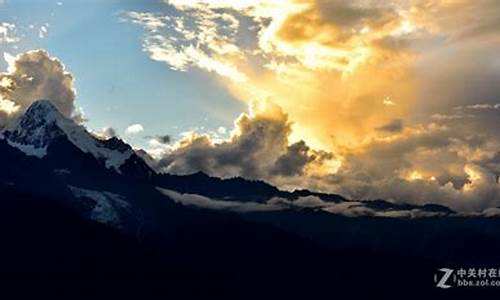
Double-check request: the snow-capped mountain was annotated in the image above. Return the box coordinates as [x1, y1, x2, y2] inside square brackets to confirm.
[1, 101, 500, 296]
[2, 100, 133, 172]
[0, 101, 500, 293]
[0, 100, 458, 217]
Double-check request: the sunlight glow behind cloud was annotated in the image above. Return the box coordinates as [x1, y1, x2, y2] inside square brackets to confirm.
[124, 0, 500, 211]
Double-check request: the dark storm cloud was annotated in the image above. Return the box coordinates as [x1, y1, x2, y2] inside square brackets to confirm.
[271, 140, 333, 177]
[156, 103, 334, 180]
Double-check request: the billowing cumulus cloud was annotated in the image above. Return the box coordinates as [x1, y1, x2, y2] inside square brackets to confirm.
[128, 1, 500, 212]
[294, 120, 500, 212]
[155, 102, 335, 181]
[125, 0, 417, 150]
[124, 0, 500, 145]
[0, 50, 77, 128]
[333, 163, 500, 213]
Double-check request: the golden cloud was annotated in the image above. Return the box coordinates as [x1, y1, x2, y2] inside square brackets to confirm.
[127, 0, 499, 147]
[127, 0, 500, 211]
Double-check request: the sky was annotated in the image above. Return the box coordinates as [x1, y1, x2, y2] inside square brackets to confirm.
[1, 0, 500, 212]
[0, 0, 245, 147]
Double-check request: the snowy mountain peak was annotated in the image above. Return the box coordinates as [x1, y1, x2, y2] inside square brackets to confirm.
[4, 99, 134, 172]
[4, 100, 66, 155]
[24, 99, 61, 119]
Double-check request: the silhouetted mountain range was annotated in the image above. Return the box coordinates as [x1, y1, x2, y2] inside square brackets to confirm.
[1, 100, 500, 297]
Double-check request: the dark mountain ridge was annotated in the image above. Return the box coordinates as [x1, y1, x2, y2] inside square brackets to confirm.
[1, 100, 500, 297]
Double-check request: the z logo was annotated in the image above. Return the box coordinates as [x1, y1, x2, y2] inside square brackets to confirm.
[435, 268, 454, 289]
